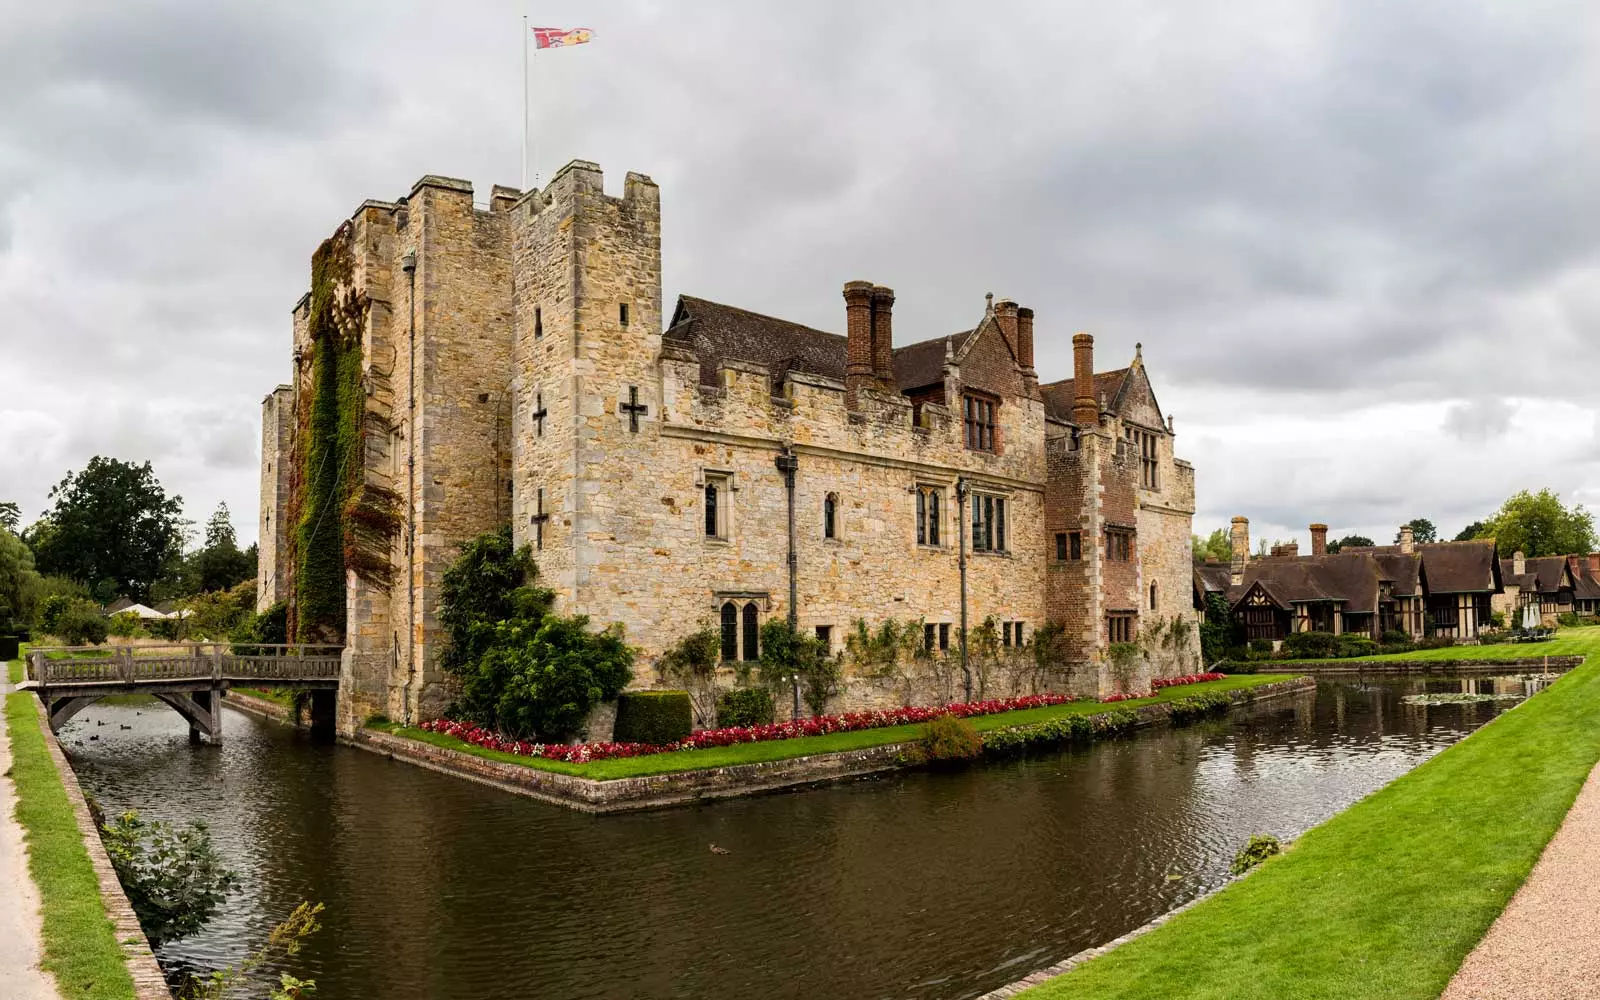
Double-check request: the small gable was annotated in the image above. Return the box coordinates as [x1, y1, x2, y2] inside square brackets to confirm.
[1113, 361, 1165, 430]
[953, 315, 1025, 401]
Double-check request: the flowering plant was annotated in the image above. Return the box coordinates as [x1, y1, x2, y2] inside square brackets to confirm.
[418, 674, 1226, 764]
[1152, 672, 1226, 689]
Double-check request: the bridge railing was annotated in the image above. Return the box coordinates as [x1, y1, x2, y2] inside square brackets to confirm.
[26, 643, 344, 687]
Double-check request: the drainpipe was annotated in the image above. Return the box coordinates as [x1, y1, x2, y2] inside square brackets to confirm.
[775, 449, 801, 719]
[956, 476, 971, 702]
[401, 250, 417, 726]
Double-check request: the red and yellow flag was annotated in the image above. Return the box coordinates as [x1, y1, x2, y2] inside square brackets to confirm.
[532, 26, 594, 49]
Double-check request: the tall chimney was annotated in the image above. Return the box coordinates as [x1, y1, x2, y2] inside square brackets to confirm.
[870, 285, 895, 387]
[994, 299, 1019, 356]
[1513, 550, 1526, 576]
[843, 280, 874, 409]
[1072, 333, 1098, 426]
[1310, 523, 1328, 556]
[1230, 516, 1250, 586]
[1398, 523, 1415, 554]
[1588, 553, 1598, 574]
[1016, 306, 1035, 371]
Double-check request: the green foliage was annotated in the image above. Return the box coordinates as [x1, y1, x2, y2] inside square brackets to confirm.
[1454, 520, 1486, 542]
[758, 618, 840, 715]
[438, 527, 552, 679]
[613, 690, 693, 745]
[1381, 629, 1413, 647]
[715, 687, 775, 727]
[182, 901, 323, 1000]
[1326, 534, 1373, 554]
[233, 601, 289, 648]
[917, 713, 982, 762]
[1558, 611, 1585, 629]
[1281, 631, 1340, 660]
[1398, 519, 1438, 544]
[1337, 634, 1379, 658]
[1192, 528, 1232, 563]
[0, 526, 42, 631]
[1199, 593, 1239, 666]
[98, 810, 235, 946]
[0, 500, 19, 533]
[177, 580, 256, 641]
[656, 625, 722, 725]
[1167, 690, 1232, 722]
[106, 611, 146, 639]
[188, 502, 256, 594]
[1488, 611, 1507, 630]
[475, 614, 633, 741]
[984, 713, 1097, 755]
[1477, 488, 1596, 557]
[28, 457, 183, 603]
[1107, 641, 1143, 690]
[55, 599, 108, 646]
[1229, 833, 1282, 876]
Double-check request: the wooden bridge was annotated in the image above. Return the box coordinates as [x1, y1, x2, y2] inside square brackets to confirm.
[19, 643, 342, 743]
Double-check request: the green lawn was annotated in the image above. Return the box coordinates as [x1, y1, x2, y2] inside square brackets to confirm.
[8, 657, 21, 685]
[1017, 632, 1600, 1000]
[1254, 625, 1600, 667]
[373, 674, 1298, 780]
[5, 691, 136, 1000]
[230, 687, 295, 709]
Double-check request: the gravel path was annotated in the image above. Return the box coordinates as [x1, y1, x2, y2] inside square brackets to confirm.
[1442, 761, 1600, 999]
[0, 680, 65, 1000]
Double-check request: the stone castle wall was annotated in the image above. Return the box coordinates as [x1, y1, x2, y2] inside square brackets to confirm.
[256, 385, 294, 612]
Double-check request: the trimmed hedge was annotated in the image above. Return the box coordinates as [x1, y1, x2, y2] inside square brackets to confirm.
[716, 687, 775, 728]
[613, 690, 693, 745]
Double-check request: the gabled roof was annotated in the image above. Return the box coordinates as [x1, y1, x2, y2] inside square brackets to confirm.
[1194, 563, 1232, 595]
[1228, 552, 1381, 615]
[1039, 369, 1129, 423]
[892, 332, 969, 392]
[1416, 540, 1500, 594]
[666, 296, 848, 388]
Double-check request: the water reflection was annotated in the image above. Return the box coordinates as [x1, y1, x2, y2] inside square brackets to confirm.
[64, 674, 1536, 1000]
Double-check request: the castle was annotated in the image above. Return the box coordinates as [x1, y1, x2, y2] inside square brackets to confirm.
[257, 160, 1198, 732]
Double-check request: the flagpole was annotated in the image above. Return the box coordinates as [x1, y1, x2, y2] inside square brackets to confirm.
[521, 15, 529, 190]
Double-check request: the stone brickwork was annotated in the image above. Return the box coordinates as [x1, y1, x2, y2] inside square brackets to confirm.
[260, 159, 1198, 732]
[256, 385, 293, 612]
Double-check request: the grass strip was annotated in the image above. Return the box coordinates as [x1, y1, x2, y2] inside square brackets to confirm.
[230, 687, 296, 709]
[8, 657, 21, 685]
[371, 674, 1297, 780]
[1250, 625, 1600, 667]
[5, 692, 136, 1000]
[1016, 637, 1600, 1000]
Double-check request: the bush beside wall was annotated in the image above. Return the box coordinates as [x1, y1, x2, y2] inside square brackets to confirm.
[612, 691, 693, 746]
[716, 688, 775, 728]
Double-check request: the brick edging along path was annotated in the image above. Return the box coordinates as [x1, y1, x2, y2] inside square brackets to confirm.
[31, 699, 173, 1000]
[337, 677, 1317, 814]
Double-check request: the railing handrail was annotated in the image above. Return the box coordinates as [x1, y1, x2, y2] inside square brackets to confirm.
[28, 645, 344, 687]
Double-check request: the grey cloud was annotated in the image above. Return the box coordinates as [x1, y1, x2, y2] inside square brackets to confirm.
[1443, 398, 1516, 442]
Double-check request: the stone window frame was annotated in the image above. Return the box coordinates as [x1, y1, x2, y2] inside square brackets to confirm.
[938, 622, 951, 651]
[697, 468, 737, 543]
[963, 392, 1000, 452]
[914, 481, 948, 549]
[1150, 581, 1159, 611]
[1105, 525, 1134, 562]
[1125, 423, 1160, 489]
[971, 489, 1011, 555]
[823, 492, 840, 542]
[814, 623, 834, 654]
[1107, 613, 1135, 644]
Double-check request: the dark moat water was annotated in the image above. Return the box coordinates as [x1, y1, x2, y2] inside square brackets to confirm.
[63, 674, 1547, 1000]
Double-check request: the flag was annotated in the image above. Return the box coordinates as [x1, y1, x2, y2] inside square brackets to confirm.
[532, 26, 594, 49]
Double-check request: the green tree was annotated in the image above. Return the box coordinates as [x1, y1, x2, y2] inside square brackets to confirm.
[191, 503, 255, 593]
[477, 614, 633, 740]
[29, 458, 182, 602]
[437, 527, 553, 680]
[0, 528, 42, 631]
[97, 810, 235, 946]
[1455, 520, 1486, 542]
[1191, 528, 1231, 563]
[1326, 534, 1374, 554]
[1479, 489, 1596, 557]
[757, 619, 839, 716]
[1398, 518, 1438, 544]
[0, 502, 19, 533]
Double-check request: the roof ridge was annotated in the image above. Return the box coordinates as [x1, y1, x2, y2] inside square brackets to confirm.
[679, 295, 842, 341]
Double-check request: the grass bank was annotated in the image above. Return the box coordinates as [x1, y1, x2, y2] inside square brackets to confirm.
[1015, 636, 1600, 1000]
[1250, 625, 1600, 668]
[5, 687, 136, 1000]
[371, 674, 1298, 781]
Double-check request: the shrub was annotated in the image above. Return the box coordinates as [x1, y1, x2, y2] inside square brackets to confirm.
[1230, 833, 1282, 875]
[656, 625, 722, 726]
[35, 592, 72, 635]
[57, 599, 108, 646]
[757, 619, 839, 716]
[438, 527, 552, 681]
[1167, 690, 1232, 722]
[97, 809, 235, 945]
[613, 690, 693, 745]
[231, 600, 288, 653]
[1488, 611, 1507, 630]
[984, 714, 1096, 756]
[1215, 659, 1257, 675]
[715, 687, 775, 728]
[106, 610, 146, 638]
[478, 614, 634, 741]
[1380, 629, 1413, 648]
[1247, 638, 1274, 656]
[917, 713, 982, 763]
[1336, 634, 1379, 659]
[1557, 612, 1584, 629]
[1282, 631, 1339, 660]
[1414, 635, 1456, 650]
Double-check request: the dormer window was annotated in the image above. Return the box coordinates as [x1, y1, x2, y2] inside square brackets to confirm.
[964, 395, 996, 451]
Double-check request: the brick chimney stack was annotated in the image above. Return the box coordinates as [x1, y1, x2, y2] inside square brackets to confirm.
[1072, 333, 1098, 426]
[994, 299, 1019, 356]
[1310, 523, 1329, 556]
[843, 280, 874, 408]
[1230, 516, 1250, 586]
[1280, 541, 1299, 558]
[1016, 306, 1036, 372]
[1399, 523, 1415, 554]
[870, 285, 895, 388]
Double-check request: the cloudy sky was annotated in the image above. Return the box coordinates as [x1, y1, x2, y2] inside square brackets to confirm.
[3, 0, 1598, 551]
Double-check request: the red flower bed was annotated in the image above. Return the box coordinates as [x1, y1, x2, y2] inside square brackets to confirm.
[1152, 672, 1226, 689]
[418, 673, 1226, 764]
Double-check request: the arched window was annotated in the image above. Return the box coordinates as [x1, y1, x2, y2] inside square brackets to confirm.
[824, 493, 837, 539]
[928, 489, 941, 546]
[720, 602, 738, 661]
[1150, 582, 1159, 611]
[704, 483, 719, 538]
[742, 603, 760, 661]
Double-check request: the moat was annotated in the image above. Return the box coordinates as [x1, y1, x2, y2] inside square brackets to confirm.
[63, 674, 1546, 1000]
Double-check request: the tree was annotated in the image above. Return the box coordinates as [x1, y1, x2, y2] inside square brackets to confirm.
[0, 502, 19, 533]
[1397, 518, 1438, 544]
[1454, 520, 1486, 542]
[29, 458, 183, 602]
[1191, 528, 1231, 563]
[1479, 489, 1596, 557]
[191, 503, 255, 594]
[437, 527, 552, 680]
[1326, 535, 1373, 554]
[0, 528, 42, 631]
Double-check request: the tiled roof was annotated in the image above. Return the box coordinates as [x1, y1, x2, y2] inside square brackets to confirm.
[666, 296, 848, 389]
[1194, 563, 1232, 595]
[1228, 552, 1382, 614]
[1416, 540, 1500, 594]
[892, 332, 970, 392]
[1039, 370, 1129, 423]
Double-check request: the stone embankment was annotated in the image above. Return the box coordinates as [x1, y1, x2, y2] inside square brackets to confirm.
[1255, 655, 1583, 675]
[331, 677, 1315, 813]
